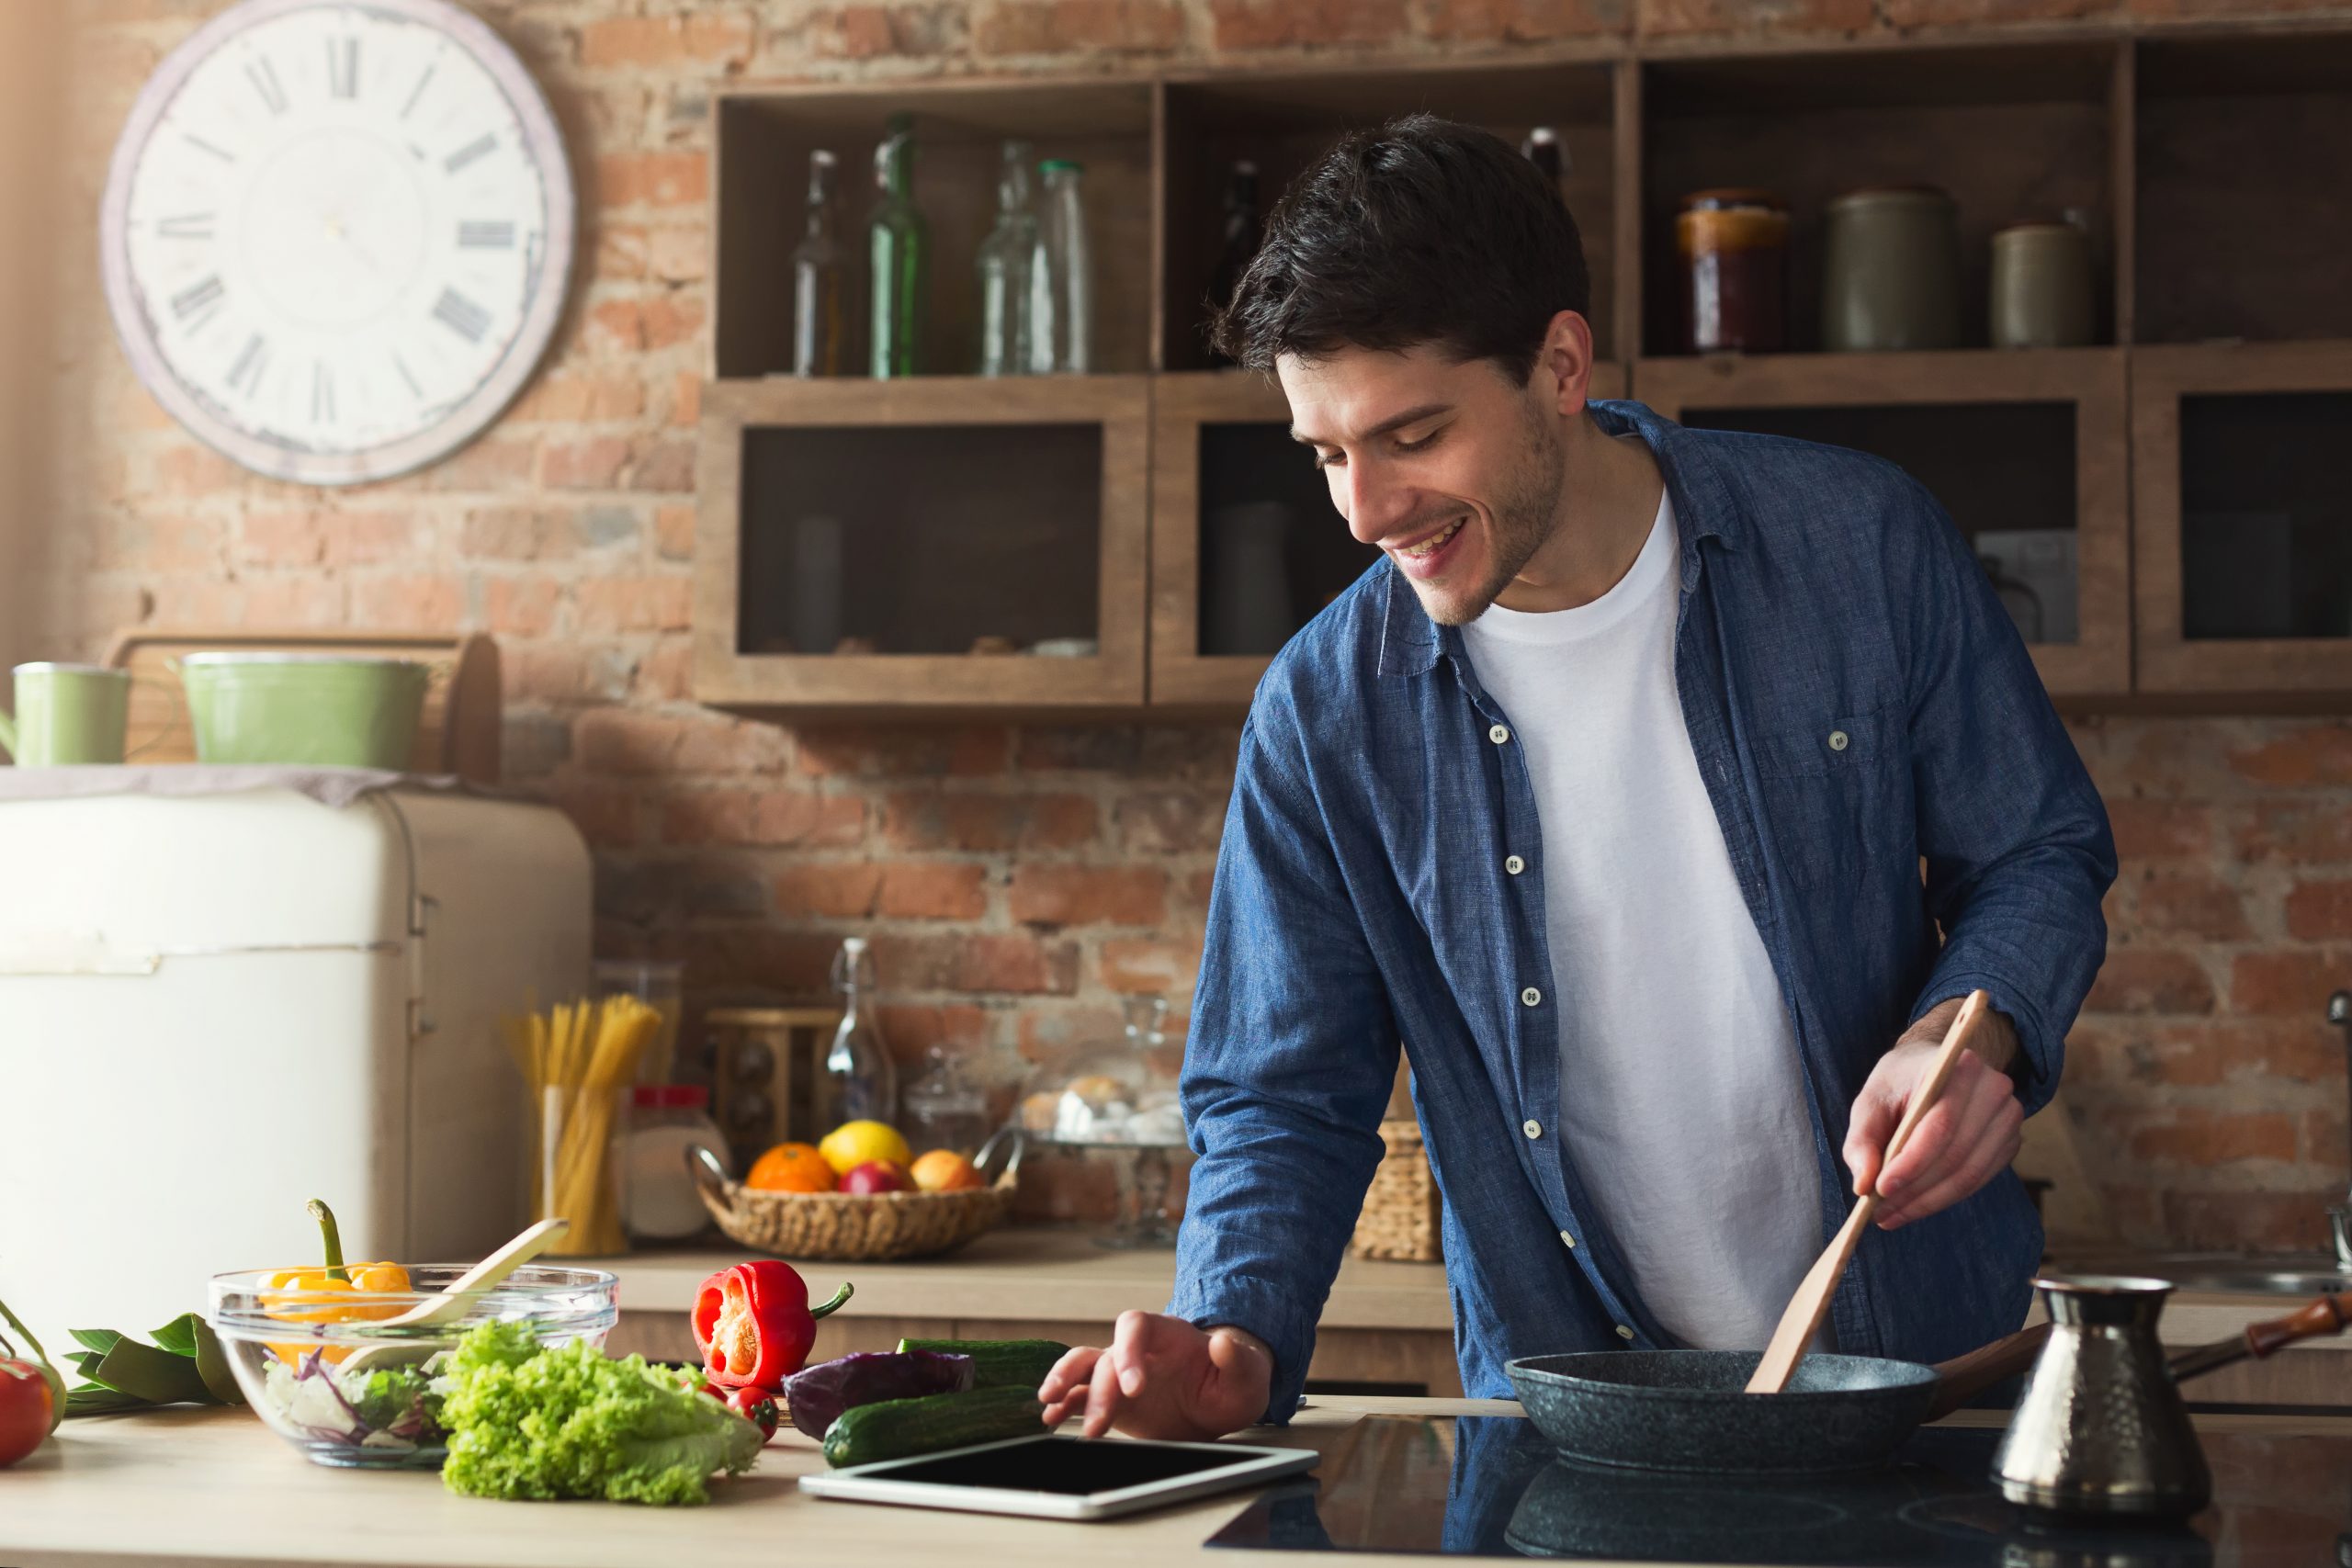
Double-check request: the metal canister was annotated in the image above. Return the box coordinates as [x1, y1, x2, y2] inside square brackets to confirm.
[1990, 220, 2095, 349]
[1675, 189, 1789, 355]
[1822, 186, 1962, 352]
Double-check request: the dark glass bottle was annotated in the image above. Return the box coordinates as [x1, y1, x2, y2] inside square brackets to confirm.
[1204, 160, 1261, 367]
[789, 150, 843, 377]
[867, 115, 925, 378]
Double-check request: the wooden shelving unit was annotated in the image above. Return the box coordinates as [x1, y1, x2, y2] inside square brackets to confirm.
[696, 20, 2352, 714]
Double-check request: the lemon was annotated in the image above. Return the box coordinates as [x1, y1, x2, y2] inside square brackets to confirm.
[820, 1120, 911, 1176]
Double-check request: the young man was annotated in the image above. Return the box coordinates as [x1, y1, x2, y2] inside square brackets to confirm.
[1041, 116, 2114, 1438]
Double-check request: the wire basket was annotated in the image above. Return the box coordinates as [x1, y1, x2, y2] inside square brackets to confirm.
[1351, 1118, 1442, 1262]
[687, 1129, 1023, 1262]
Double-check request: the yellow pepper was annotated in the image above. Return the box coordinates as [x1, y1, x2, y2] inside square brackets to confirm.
[261, 1201, 413, 1366]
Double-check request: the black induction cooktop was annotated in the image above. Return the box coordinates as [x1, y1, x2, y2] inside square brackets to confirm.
[1207, 1415, 2352, 1564]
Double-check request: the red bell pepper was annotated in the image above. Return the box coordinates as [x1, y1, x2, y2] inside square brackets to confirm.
[691, 1260, 853, 1389]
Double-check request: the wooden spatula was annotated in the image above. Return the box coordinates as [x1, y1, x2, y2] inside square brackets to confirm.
[1745, 989, 1989, 1395]
[337, 1218, 571, 1374]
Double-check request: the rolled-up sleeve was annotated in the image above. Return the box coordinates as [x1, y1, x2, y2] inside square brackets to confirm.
[1166, 709, 1398, 1423]
[1890, 476, 2117, 1115]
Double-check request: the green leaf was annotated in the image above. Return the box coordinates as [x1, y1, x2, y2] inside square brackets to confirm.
[65, 1350, 105, 1382]
[92, 1337, 209, 1406]
[63, 1383, 150, 1417]
[68, 1328, 123, 1359]
[190, 1319, 243, 1406]
[150, 1314, 204, 1359]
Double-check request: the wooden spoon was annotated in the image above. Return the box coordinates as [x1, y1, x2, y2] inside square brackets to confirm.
[337, 1218, 571, 1374]
[1746, 989, 1989, 1395]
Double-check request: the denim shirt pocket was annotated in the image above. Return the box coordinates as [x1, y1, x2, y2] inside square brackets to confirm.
[1750, 701, 1910, 895]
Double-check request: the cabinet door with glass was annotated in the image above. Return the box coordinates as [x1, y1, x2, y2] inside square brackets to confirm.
[2134, 343, 2352, 696]
[694, 377, 1148, 710]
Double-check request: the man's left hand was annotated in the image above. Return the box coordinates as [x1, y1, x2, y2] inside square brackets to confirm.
[1843, 997, 2024, 1230]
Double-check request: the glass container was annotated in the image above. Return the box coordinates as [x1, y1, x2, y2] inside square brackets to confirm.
[1676, 188, 1789, 355]
[594, 957, 684, 1085]
[868, 114, 926, 378]
[976, 139, 1038, 377]
[1822, 186, 1962, 353]
[617, 1084, 724, 1243]
[1028, 158, 1091, 374]
[1016, 995, 1188, 1247]
[790, 148, 844, 376]
[901, 1044, 991, 1157]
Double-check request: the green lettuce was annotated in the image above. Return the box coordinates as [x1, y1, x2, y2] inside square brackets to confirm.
[439, 1322, 761, 1506]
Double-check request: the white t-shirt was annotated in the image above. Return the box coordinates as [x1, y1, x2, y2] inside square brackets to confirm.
[1460, 491, 1825, 1351]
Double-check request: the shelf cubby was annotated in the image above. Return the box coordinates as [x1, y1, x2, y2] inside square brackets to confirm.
[1634, 349, 2129, 696]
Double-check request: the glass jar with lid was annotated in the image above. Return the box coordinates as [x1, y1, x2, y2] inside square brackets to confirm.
[1676, 188, 1789, 355]
[1016, 996, 1189, 1247]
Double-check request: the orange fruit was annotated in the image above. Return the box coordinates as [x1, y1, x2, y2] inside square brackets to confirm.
[910, 1149, 984, 1193]
[746, 1142, 835, 1193]
[819, 1120, 912, 1175]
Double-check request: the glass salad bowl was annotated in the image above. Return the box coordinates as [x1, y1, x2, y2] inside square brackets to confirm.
[209, 1263, 618, 1470]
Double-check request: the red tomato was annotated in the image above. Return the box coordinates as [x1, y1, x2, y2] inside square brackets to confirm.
[0, 1359, 53, 1467]
[724, 1383, 780, 1443]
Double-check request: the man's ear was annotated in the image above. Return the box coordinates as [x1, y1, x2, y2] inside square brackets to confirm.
[1535, 310, 1596, 418]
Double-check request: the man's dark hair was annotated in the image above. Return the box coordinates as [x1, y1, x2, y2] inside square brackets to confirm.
[1210, 113, 1591, 383]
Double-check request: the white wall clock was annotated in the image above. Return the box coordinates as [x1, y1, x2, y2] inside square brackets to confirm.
[100, 0, 575, 486]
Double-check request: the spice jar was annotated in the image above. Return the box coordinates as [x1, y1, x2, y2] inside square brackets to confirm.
[1822, 186, 1962, 353]
[1675, 189, 1789, 355]
[1990, 220, 2094, 350]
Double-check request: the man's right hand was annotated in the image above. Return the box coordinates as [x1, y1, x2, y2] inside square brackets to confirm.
[1037, 1311, 1273, 1440]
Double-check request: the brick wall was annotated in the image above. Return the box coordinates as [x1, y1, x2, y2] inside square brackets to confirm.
[31, 0, 2352, 1248]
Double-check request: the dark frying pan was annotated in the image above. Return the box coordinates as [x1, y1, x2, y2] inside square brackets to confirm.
[1504, 1325, 2049, 1477]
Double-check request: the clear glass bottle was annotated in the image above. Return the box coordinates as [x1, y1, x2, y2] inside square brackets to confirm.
[900, 1045, 991, 1157]
[975, 140, 1038, 378]
[819, 937, 899, 1128]
[867, 115, 926, 378]
[1027, 158, 1091, 375]
[790, 149, 844, 377]
[1205, 159, 1261, 368]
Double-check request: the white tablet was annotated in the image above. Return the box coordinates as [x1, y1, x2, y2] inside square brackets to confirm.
[797, 1433, 1318, 1521]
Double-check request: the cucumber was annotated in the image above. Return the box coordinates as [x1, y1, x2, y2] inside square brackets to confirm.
[894, 1336, 1069, 1390]
[821, 1384, 1049, 1469]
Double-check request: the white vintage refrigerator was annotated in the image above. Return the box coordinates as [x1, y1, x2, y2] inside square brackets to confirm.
[0, 786, 592, 1347]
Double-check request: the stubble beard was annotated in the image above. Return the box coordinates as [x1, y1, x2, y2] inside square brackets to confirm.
[1418, 407, 1568, 628]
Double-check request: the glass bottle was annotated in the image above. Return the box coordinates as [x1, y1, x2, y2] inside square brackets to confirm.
[1521, 126, 1567, 190]
[1204, 160, 1261, 368]
[789, 150, 844, 377]
[975, 140, 1038, 378]
[900, 1045, 991, 1157]
[867, 115, 926, 378]
[1027, 158, 1091, 375]
[819, 937, 899, 1129]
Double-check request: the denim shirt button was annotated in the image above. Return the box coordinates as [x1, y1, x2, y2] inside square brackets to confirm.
[1559, 1230, 1576, 1249]
[1828, 729, 1849, 752]
[1520, 986, 1542, 1007]
[1488, 724, 1511, 745]
[1504, 854, 1526, 875]
[1522, 1119, 1543, 1140]
[1614, 1325, 1635, 1341]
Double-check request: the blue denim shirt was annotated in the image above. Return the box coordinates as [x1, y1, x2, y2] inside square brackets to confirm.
[1167, 400, 2116, 1420]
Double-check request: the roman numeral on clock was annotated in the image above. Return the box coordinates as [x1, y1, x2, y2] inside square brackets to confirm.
[157, 212, 215, 241]
[245, 56, 288, 116]
[458, 220, 514, 249]
[327, 36, 359, 99]
[431, 288, 491, 344]
[226, 333, 270, 398]
[311, 362, 335, 423]
[444, 133, 496, 174]
[170, 275, 223, 329]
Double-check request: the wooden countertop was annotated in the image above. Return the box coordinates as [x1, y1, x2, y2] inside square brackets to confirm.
[610, 1228, 1457, 1332]
[11, 1400, 2350, 1568]
[608, 1229, 2352, 1353]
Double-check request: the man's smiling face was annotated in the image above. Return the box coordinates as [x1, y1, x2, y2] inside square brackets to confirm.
[1281, 344, 1568, 626]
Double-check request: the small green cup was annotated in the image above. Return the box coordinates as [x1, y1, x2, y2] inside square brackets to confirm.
[0, 662, 132, 766]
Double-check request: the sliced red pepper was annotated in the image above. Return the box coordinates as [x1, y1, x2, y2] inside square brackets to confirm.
[690, 1260, 852, 1390]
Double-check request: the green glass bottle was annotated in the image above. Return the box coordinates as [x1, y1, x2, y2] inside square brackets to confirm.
[867, 116, 926, 378]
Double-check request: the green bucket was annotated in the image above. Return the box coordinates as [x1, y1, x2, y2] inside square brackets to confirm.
[176, 653, 432, 770]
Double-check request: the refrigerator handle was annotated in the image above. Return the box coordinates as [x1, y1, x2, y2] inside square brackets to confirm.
[409, 895, 439, 1039]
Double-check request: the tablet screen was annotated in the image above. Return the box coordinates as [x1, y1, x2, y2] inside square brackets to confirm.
[868, 1436, 1274, 1495]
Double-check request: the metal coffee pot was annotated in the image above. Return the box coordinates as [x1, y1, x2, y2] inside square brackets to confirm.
[1993, 1275, 2352, 1517]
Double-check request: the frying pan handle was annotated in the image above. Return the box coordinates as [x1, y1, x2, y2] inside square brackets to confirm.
[1922, 1322, 2052, 1421]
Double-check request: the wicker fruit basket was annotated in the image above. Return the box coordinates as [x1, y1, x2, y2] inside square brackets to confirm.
[688, 1130, 1023, 1262]
[1351, 1117, 1442, 1262]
